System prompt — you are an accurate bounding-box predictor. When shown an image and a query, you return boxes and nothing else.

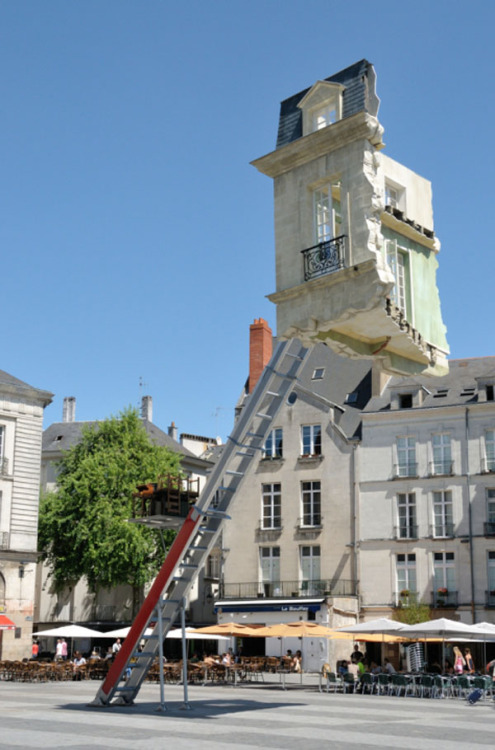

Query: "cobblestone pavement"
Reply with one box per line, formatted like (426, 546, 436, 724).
(0, 678, 493, 749)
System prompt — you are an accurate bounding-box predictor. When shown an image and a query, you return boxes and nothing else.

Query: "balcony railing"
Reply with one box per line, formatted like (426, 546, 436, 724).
(301, 235, 346, 282)
(429, 460, 453, 476)
(486, 590, 495, 607)
(484, 522, 495, 536)
(431, 523, 455, 538)
(219, 578, 356, 600)
(394, 462, 418, 478)
(431, 590, 458, 608)
(394, 525, 418, 540)
(0, 457, 9, 476)
(0, 531, 9, 550)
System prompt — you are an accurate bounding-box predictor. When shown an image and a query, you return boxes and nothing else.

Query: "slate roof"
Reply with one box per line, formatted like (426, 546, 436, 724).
(364, 357, 495, 413)
(276, 59, 379, 149)
(0, 368, 53, 405)
(43, 418, 199, 460)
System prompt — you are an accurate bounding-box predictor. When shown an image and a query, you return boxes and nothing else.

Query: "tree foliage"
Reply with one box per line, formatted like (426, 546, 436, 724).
(39, 408, 182, 593)
(393, 600, 432, 625)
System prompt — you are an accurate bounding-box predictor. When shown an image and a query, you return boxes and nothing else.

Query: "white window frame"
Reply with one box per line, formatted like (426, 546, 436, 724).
(300, 545, 321, 593)
(262, 428, 283, 459)
(433, 490, 454, 538)
(433, 551, 455, 593)
(301, 480, 321, 527)
(486, 430, 495, 472)
(301, 424, 322, 457)
(396, 436, 416, 477)
(432, 433, 452, 475)
(397, 493, 417, 539)
(261, 483, 281, 530)
(313, 183, 342, 244)
(487, 489, 495, 525)
(487, 551, 495, 598)
(385, 239, 408, 314)
(396, 553, 417, 595)
(260, 546, 280, 595)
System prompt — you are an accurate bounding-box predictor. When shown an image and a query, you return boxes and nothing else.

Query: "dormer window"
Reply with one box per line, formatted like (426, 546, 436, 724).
(298, 80, 345, 136)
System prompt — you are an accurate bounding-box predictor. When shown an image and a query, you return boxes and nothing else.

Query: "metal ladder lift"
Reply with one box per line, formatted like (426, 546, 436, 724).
(92, 337, 310, 706)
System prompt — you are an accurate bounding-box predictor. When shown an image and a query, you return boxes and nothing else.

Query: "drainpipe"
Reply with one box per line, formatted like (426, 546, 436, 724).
(465, 407, 476, 623)
(351, 441, 360, 614)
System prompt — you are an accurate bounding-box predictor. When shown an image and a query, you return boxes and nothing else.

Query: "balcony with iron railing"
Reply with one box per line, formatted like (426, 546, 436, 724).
(219, 578, 356, 600)
(484, 521, 495, 536)
(429, 460, 454, 477)
(481, 456, 495, 474)
(431, 589, 458, 608)
(393, 462, 418, 479)
(430, 522, 455, 539)
(394, 524, 418, 540)
(301, 235, 346, 282)
(0, 457, 9, 476)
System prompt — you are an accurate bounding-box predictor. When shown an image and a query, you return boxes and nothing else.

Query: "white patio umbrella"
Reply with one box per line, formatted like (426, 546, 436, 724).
(32, 624, 103, 659)
(335, 617, 406, 634)
(102, 626, 229, 641)
(398, 618, 492, 639)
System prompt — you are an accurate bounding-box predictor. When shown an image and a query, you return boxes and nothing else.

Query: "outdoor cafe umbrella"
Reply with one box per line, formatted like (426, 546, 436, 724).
(191, 623, 264, 638)
(335, 617, 406, 635)
(32, 624, 103, 658)
(0, 615, 16, 630)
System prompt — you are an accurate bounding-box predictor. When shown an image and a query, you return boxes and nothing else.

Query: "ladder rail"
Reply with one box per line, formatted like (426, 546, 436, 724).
(92, 338, 311, 705)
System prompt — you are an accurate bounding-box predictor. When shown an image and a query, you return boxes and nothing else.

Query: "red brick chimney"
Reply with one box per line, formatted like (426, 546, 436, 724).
(249, 318, 273, 393)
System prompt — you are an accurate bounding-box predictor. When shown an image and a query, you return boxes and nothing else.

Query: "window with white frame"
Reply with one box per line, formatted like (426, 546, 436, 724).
(301, 545, 321, 593)
(313, 183, 342, 243)
(487, 489, 495, 534)
(433, 551, 455, 595)
(262, 483, 281, 530)
(397, 553, 417, 595)
(396, 436, 416, 477)
(385, 182, 405, 210)
(260, 547, 280, 595)
(385, 239, 408, 314)
(486, 431, 495, 472)
(262, 428, 283, 459)
(312, 103, 338, 131)
(301, 425, 322, 457)
(433, 490, 454, 537)
(432, 433, 452, 475)
(397, 493, 417, 539)
(0, 426, 4, 474)
(205, 550, 221, 580)
(487, 551, 495, 598)
(301, 481, 321, 526)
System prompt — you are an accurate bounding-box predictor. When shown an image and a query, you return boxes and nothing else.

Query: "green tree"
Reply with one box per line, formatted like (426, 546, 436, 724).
(393, 599, 431, 625)
(38, 408, 182, 612)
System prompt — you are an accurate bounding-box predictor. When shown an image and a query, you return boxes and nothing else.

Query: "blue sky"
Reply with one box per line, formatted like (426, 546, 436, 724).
(2, 1, 494, 441)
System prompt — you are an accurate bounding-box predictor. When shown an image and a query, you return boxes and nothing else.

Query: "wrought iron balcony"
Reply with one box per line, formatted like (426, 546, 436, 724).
(395, 590, 419, 607)
(394, 462, 418, 478)
(219, 578, 356, 600)
(301, 235, 346, 282)
(429, 460, 453, 476)
(0, 457, 9, 476)
(394, 525, 418, 540)
(431, 590, 458, 608)
(481, 456, 495, 473)
(484, 522, 495, 536)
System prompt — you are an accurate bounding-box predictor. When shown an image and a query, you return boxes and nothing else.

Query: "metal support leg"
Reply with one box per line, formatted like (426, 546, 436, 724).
(180, 598, 191, 710)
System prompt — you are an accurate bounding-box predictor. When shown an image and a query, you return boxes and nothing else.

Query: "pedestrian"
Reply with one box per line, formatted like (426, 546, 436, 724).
(453, 645, 466, 674)
(31, 640, 39, 659)
(464, 648, 475, 673)
(112, 638, 122, 654)
(55, 638, 63, 661)
(61, 638, 68, 660)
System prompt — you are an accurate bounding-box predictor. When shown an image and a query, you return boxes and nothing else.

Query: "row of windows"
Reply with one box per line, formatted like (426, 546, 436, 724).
(395, 432, 495, 476)
(396, 489, 495, 539)
(260, 545, 321, 587)
(262, 426, 322, 460)
(262, 481, 321, 529)
(396, 551, 495, 603)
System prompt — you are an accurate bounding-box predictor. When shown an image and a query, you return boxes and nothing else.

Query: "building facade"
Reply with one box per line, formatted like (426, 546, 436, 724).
(252, 60, 448, 377)
(0, 370, 52, 659)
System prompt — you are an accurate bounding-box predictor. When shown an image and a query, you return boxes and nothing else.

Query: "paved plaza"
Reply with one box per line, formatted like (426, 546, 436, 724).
(0, 677, 493, 750)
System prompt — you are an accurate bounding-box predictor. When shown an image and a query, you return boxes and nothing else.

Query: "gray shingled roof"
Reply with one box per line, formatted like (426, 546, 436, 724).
(0, 368, 53, 404)
(43, 418, 198, 459)
(364, 357, 495, 413)
(276, 59, 379, 149)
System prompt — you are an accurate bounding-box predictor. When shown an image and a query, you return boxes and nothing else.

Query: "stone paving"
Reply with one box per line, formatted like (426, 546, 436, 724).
(0, 677, 493, 749)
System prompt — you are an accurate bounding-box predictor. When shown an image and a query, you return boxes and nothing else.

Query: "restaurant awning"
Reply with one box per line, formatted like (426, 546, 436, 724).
(214, 598, 325, 614)
(0, 615, 16, 630)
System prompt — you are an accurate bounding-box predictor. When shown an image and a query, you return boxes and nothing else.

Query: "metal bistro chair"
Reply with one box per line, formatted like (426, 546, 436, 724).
(471, 675, 493, 700)
(419, 674, 435, 699)
(360, 673, 375, 695)
(432, 674, 452, 699)
(454, 675, 472, 700)
(376, 673, 392, 696)
(390, 673, 414, 697)
(342, 673, 357, 694)
(325, 672, 342, 694)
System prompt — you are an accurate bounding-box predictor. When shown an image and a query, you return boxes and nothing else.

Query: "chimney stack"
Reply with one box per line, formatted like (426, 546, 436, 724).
(168, 421, 178, 441)
(62, 397, 76, 423)
(249, 318, 273, 393)
(141, 395, 153, 422)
